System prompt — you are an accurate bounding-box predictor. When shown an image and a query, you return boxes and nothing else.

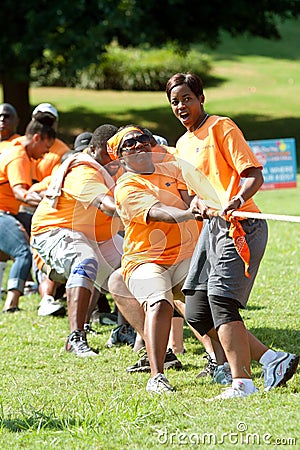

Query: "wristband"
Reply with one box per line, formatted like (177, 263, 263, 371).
(235, 194, 245, 206)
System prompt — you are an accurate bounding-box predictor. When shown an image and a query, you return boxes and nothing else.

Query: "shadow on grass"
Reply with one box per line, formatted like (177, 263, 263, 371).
(248, 327, 300, 354)
(183, 324, 300, 356)
(57, 108, 300, 168)
(0, 416, 76, 432)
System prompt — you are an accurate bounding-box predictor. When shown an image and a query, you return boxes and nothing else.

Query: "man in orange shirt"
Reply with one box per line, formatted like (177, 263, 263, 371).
(106, 125, 200, 394)
(0, 103, 20, 151)
(31, 124, 123, 357)
(0, 103, 21, 298)
(0, 119, 55, 312)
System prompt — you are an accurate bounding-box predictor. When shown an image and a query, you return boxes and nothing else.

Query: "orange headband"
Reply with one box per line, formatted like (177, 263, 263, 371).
(107, 126, 143, 160)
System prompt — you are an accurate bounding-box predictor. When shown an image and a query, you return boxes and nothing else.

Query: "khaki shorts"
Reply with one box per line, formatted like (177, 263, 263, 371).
(128, 258, 191, 308)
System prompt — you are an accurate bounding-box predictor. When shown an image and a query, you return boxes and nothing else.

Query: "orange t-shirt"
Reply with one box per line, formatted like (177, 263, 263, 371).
(0, 133, 21, 154)
(151, 144, 176, 164)
(31, 137, 70, 181)
(31, 164, 120, 242)
(175, 115, 262, 213)
(0, 144, 32, 214)
(115, 161, 200, 282)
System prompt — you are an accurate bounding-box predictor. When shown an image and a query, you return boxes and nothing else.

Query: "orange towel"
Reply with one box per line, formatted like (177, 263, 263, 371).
(226, 215, 251, 278)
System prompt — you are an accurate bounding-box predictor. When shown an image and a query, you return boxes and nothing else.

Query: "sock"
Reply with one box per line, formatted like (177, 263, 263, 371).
(208, 352, 217, 363)
(259, 349, 278, 366)
(232, 378, 256, 393)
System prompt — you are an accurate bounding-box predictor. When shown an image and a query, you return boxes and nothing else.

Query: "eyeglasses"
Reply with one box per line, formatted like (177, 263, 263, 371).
(0, 113, 11, 119)
(121, 134, 150, 153)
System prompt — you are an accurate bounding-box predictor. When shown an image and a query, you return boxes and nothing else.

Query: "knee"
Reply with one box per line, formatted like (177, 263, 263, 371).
(108, 269, 132, 300)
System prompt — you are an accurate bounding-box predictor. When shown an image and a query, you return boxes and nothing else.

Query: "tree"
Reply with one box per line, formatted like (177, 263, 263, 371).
(1, 0, 299, 132)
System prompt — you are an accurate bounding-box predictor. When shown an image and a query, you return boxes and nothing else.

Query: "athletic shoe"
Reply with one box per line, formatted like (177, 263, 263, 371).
(127, 351, 150, 372)
(196, 352, 217, 378)
(65, 329, 98, 357)
(164, 348, 183, 370)
(83, 323, 98, 335)
(23, 281, 39, 296)
(99, 312, 118, 326)
(146, 373, 174, 394)
(263, 352, 299, 391)
(213, 362, 233, 385)
(105, 324, 136, 348)
(126, 348, 182, 372)
(38, 295, 66, 317)
(208, 381, 257, 400)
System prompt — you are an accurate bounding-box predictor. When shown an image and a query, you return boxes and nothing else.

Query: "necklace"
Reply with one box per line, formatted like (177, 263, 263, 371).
(194, 113, 210, 131)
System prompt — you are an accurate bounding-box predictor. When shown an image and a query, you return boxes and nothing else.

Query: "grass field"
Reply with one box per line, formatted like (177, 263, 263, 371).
(0, 183, 299, 449)
(1, 17, 299, 450)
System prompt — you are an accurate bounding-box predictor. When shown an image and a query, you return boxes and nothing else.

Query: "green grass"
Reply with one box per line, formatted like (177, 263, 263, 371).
(0, 182, 299, 449)
(1, 17, 300, 449)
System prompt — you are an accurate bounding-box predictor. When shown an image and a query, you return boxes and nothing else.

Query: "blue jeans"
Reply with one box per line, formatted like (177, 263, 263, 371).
(0, 212, 32, 293)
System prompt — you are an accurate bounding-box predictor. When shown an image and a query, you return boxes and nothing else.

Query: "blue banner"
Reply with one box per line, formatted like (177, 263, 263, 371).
(248, 138, 297, 190)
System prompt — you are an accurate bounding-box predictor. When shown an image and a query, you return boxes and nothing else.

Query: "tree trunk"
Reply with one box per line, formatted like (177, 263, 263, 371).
(1, 77, 31, 134)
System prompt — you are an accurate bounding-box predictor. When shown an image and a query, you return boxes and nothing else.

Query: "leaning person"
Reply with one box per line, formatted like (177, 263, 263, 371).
(165, 72, 299, 399)
(107, 125, 201, 394)
(31, 126, 123, 357)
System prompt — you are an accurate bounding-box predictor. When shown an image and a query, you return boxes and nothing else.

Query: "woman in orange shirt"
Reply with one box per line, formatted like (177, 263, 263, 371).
(166, 72, 299, 398)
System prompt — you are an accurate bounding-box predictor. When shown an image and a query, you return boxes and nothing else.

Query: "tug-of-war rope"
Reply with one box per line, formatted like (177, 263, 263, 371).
(231, 211, 300, 223)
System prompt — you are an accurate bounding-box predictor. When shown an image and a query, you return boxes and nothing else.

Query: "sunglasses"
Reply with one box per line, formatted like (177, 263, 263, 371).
(0, 113, 11, 119)
(121, 134, 150, 152)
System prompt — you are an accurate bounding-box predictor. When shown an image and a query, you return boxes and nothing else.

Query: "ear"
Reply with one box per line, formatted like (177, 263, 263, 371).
(32, 133, 41, 143)
(88, 144, 96, 156)
(199, 93, 205, 104)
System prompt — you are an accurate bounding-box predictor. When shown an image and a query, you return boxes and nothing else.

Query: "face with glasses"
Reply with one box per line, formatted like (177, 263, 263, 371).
(119, 131, 154, 174)
(0, 104, 19, 141)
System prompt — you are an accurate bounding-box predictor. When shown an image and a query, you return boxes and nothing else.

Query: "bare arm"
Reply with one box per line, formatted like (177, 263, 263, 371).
(222, 167, 263, 215)
(12, 184, 43, 207)
(147, 201, 195, 223)
(91, 193, 118, 217)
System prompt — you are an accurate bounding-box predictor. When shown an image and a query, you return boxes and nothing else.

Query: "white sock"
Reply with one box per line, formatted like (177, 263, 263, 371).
(232, 378, 256, 393)
(208, 352, 217, 363)
(259, 349, 277, 366)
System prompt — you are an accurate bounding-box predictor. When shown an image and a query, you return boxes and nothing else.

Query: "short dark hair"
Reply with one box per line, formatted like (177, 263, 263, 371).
(90, 124, 118, 148)
(166, 72, 204, 101)
(25, 119, 56, 140)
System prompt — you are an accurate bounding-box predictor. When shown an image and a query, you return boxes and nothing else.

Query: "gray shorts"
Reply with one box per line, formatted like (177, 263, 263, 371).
(183, 217, 268, 307)
(31, 228, 123, 292)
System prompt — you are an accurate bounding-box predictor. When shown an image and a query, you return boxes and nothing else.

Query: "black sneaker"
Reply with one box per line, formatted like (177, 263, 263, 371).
(164, 348, 183, 370)
(196, 352, 217, 378)
(106, 324, 136, 348)
(127, 348, 182, 372)
(127, 351, 151, 372)
(65, 329, 98, 357)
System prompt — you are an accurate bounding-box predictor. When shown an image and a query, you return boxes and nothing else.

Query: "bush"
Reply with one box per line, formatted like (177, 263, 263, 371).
(31, 42, 213, 91)
(77, 42, 212, 90)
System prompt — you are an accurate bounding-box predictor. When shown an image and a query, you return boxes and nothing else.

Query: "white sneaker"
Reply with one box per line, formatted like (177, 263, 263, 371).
(263, 352, 299, 391)
(38, 295, 66, 317)
(208, 381, 257, 401)
(146, 373, 174, 394)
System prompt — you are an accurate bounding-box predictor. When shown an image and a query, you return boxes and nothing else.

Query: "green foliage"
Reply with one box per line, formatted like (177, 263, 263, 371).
(33, 43, 212, 91)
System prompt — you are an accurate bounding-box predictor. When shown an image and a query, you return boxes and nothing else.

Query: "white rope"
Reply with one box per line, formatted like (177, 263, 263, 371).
(231, 211, 300, 223)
